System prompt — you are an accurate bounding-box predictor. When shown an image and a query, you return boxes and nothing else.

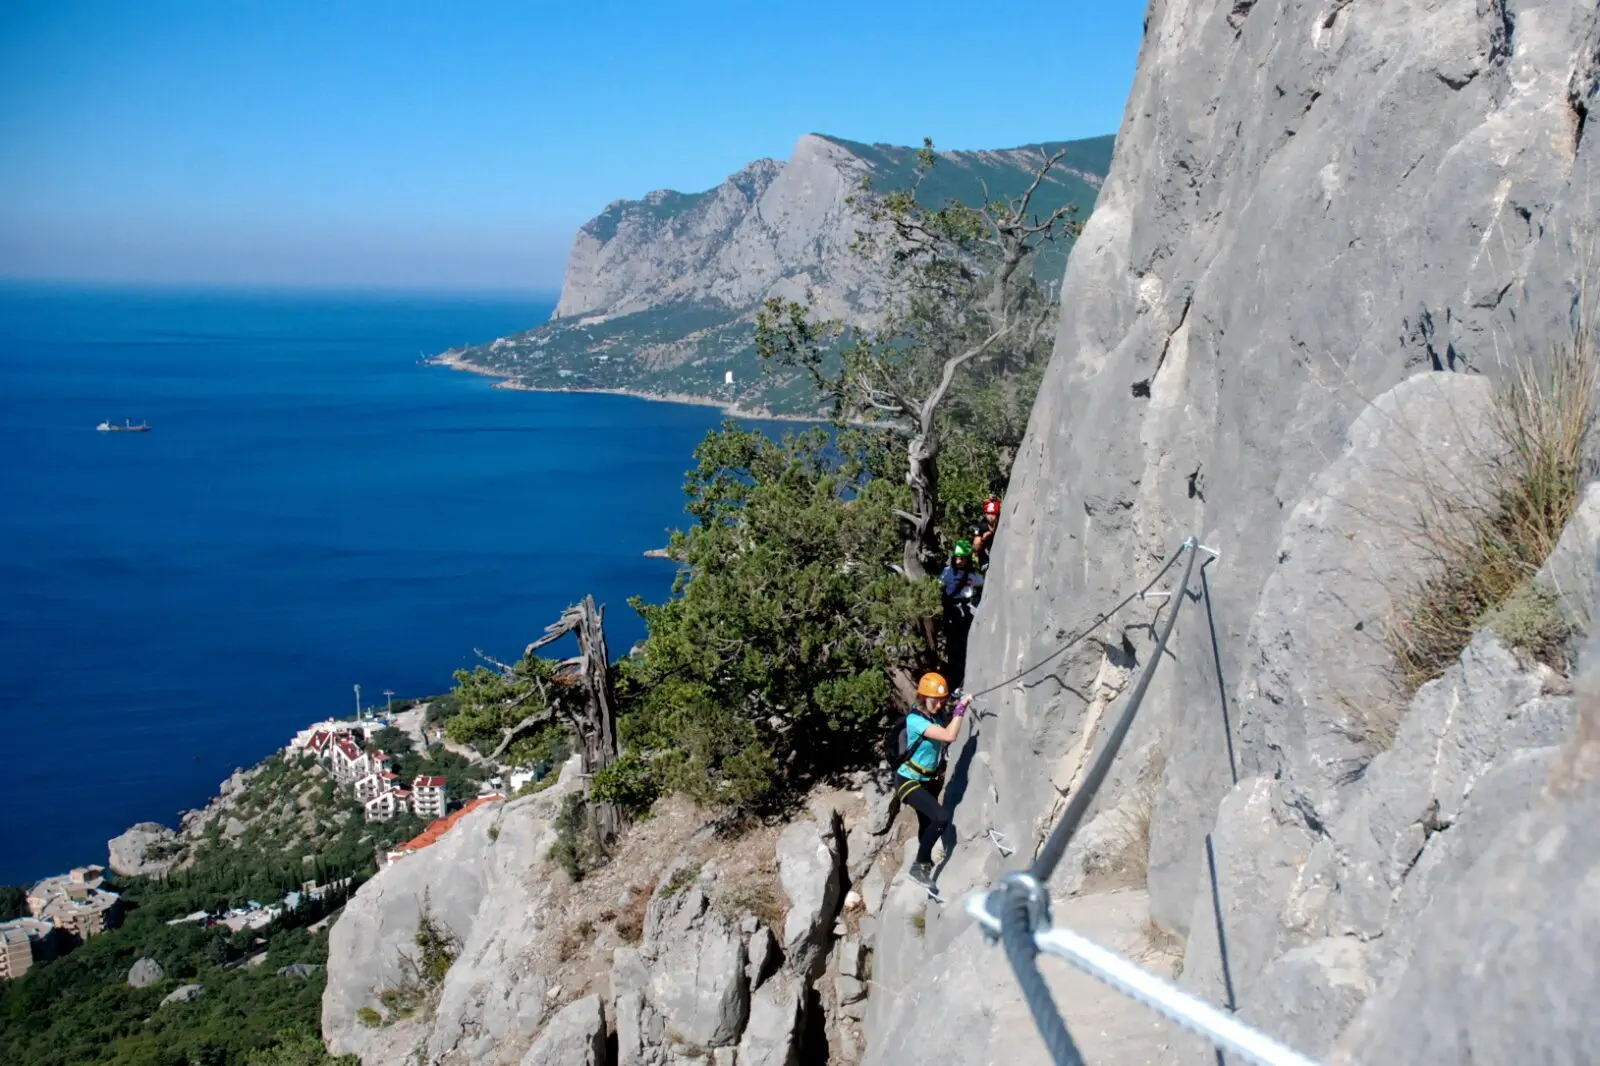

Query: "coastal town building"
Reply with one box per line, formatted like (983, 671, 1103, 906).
(290, 719, 457, 824)
(0, 918, 56, 980)
(328, 733, 391, 783)
(354, 770, 401, 803)
(364, 787, 412, 822)
(27, 866, 121, 940)
(288, 719, 369, 754)
(411, 775, 447, 819)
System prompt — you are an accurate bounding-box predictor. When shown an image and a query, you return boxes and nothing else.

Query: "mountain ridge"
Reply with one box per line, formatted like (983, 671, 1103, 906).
(437, 132, 1113, 414)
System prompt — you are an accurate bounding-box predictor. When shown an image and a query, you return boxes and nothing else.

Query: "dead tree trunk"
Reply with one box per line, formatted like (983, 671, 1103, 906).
(527, 594, 624, 845)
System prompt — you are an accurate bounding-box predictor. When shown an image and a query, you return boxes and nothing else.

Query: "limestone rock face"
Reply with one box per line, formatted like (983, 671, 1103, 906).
(864, 0, 1600, 1060)
(108, 822, 182, 878)
(322, 755, 583, 1065)
(519, 993, 605, 1066)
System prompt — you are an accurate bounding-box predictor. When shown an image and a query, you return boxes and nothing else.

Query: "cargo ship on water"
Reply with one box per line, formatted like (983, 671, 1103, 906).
(96, 419, 150, 432)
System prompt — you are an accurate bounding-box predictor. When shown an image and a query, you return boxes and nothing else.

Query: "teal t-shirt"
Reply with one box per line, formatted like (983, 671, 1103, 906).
(897, 713, 944, 782)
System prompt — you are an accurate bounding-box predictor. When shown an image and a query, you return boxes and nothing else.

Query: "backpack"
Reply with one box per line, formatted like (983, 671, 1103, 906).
(885, 717, 911, 767)
(886, 713, 942, 776)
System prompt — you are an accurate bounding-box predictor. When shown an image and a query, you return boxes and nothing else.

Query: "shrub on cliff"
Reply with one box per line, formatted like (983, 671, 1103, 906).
(622, 423, 939, 807)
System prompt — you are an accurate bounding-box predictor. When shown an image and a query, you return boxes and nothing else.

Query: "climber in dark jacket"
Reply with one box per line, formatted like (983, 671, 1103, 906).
(940, 540, 984, 689)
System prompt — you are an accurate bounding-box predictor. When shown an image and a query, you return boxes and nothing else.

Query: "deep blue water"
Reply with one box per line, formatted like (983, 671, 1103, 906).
(0, 283, 779, 886)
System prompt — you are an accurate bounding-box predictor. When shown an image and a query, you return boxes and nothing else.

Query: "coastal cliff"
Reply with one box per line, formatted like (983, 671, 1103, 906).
(438, 133, 1113, 414)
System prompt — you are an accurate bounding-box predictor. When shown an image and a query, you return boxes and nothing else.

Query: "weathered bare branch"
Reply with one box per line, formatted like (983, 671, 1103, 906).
(487, 704, 557, 761)
(474, 648, 521, 675)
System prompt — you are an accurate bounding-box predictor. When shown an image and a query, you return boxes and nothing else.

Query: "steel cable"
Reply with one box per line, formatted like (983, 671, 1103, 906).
(964, 542, 1190, 700)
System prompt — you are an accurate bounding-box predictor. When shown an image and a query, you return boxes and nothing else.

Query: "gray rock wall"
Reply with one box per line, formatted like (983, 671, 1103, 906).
(865, 0, 1600, 1062)
(979, 0, 1599, 932)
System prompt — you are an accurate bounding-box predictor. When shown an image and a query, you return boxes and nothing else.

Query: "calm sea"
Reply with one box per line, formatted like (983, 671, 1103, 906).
(0, 283, 779, 886)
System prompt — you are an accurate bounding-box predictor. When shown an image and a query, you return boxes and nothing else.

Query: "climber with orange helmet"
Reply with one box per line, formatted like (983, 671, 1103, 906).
(972, 495, 1002, 570)
(893, 670, 972, 889)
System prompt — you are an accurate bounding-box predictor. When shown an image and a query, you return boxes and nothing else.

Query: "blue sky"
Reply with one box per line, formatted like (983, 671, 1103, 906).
(0, 1, 1147, 293)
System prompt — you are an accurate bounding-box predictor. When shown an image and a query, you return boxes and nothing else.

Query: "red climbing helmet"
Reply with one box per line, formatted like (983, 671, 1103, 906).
(983, 496, 1002, 517)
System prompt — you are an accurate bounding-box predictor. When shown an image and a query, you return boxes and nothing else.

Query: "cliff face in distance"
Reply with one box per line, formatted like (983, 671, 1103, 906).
(864, 0, 1600, 1063)
(441, 133, 1113, 414)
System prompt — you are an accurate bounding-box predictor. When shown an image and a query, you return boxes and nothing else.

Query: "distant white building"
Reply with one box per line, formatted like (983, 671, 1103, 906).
(364, 788, 412, 823)
(354, 770, 400, 803)
(411, 776, 447, 819)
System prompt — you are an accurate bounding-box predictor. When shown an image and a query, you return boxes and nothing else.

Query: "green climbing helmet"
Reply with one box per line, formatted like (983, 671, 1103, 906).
(953, 539, 974, 559)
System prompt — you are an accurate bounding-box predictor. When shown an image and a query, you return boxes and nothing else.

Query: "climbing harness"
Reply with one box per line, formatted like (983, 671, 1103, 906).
(964, 536, 1324, 1066)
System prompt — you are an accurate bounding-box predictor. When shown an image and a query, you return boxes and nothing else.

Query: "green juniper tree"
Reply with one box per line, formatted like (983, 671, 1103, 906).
(618, 423, 939, 809)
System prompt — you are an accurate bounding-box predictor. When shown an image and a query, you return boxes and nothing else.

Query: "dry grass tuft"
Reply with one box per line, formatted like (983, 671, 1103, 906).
(1386, 336, 1597, 694)
(613, 880, 655, 944)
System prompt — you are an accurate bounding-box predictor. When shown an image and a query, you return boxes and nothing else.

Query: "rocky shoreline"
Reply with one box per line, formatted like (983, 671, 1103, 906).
(108, 763, 267, 878)
(429, 348, 823, 423)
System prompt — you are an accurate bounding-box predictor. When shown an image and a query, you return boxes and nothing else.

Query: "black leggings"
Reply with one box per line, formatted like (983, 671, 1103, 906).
(897, 777, 950, 866)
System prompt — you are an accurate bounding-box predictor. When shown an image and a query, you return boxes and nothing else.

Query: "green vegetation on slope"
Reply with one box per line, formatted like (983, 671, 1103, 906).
(0, 749, 433, 1066)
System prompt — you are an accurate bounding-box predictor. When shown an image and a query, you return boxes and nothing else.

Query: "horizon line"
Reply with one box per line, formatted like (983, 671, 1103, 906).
(0, 275, 563, 301)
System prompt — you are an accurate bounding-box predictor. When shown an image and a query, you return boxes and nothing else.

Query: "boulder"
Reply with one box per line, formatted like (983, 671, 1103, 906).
(1310, 632, 1569, 941)
(614, 991, 650, 1066)
(611, 945, 650, 999)
(644, 880, 749, 1047)
(745, 924, 778, 990)
(277, 962, 322, 979)
(108, 822, 183, 878)
(1229, 372, 1499, 826)
(735, 974, 804, 1066)
(1249, 937, 1372, 1058)
(520, 994, 605, 1066)
(127, 957, 164, 989)
(160, 984, 204, 1006)
(775, 808, 843, 978)
(863, 773, 896, 836)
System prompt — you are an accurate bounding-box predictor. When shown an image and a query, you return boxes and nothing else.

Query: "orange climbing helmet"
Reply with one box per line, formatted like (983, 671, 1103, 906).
(917, 672, 949, 699)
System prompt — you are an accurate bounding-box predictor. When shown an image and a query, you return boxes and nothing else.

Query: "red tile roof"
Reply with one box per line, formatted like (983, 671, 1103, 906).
(413, 775, 446, 788)
(391, 795, 503, 854)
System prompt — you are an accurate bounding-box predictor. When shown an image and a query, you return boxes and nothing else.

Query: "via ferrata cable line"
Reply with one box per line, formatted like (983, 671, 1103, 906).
(964, 536, 1323, 1066)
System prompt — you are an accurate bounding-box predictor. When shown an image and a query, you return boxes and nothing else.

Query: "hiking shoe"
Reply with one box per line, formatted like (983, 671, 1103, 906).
(908, 862, 937, 889)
